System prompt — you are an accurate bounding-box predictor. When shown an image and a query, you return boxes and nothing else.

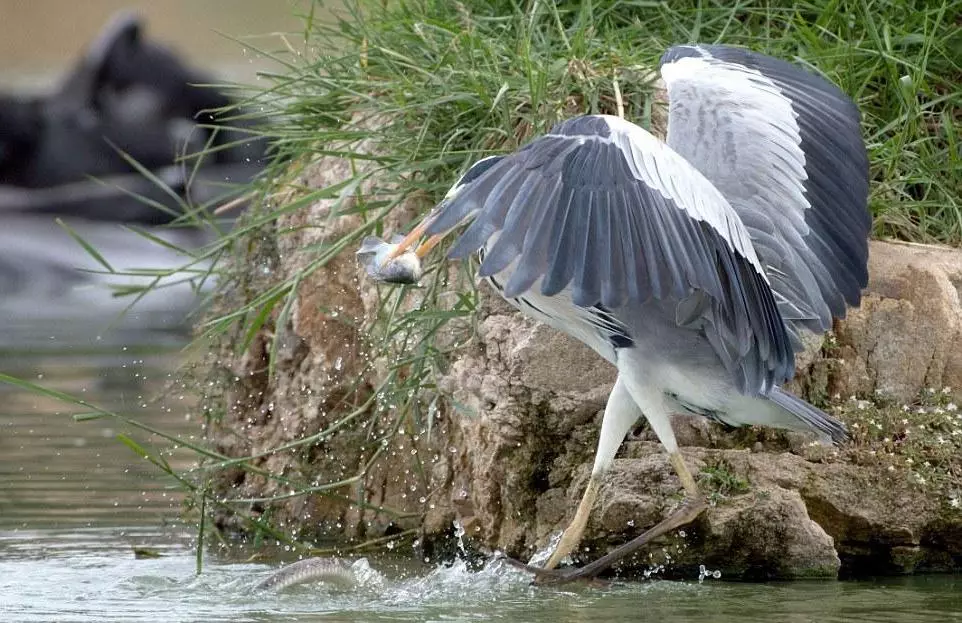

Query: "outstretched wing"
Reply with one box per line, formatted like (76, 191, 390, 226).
(660, 44, 871, 345)
(426, 114, 794, 394)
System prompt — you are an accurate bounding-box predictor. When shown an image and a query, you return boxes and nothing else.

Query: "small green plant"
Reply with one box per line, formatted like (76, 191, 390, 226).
(700, 462, 751, 502)
(834, 387, 962, 511)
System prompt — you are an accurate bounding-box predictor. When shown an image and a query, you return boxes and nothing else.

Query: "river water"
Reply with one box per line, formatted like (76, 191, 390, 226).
(2, 2, 962, 622)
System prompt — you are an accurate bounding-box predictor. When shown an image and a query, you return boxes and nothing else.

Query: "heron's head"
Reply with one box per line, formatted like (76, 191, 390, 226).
(381, 155, 507, 268)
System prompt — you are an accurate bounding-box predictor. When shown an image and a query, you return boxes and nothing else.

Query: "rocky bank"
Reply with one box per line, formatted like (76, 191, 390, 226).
(205, 151, 962, 581)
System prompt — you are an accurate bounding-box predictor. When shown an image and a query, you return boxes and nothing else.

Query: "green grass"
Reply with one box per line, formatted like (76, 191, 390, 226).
(252, 0, 962, 239)
(6, 0, 960, 557)
(216, 0, 962, 395)
(700, 461, 752, 502)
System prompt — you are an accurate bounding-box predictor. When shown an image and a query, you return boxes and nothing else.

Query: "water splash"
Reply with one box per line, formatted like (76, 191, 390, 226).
(526, 530, 564, 567)
(452, 520, 468, 558)
(349, 558, 387, 591)
(383, 554, 533, 607)
(697, 564, 722, 583)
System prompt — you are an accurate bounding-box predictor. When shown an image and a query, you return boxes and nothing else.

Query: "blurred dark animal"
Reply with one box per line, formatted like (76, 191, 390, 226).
(0, 12, 267, 338)
(0, 11, 267, 224)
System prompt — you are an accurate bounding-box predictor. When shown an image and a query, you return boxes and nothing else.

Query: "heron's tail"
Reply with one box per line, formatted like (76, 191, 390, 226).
(768, 387, 848, 445)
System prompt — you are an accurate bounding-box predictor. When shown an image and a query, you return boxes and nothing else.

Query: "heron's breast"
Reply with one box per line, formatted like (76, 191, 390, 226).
(482, 261, 619, 363)
(618, 302, 737, 411)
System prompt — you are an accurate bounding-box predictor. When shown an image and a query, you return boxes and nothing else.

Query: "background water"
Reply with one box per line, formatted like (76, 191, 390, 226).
(1, 2, 962, 622)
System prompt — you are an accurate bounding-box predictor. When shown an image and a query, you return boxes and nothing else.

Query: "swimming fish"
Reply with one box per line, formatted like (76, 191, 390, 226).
(356, 234, 423, 284)
(255, 557, 359, 592)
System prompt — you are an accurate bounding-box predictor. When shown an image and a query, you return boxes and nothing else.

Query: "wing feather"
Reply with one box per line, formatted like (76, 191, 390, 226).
(503, 179, 562, 297)
(660, 44, 871, 339)
(427, 114, 795, 394)
(479, 175, 544, 276)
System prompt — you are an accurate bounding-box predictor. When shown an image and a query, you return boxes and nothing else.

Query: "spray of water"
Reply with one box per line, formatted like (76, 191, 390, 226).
(526, 530, 564, 568)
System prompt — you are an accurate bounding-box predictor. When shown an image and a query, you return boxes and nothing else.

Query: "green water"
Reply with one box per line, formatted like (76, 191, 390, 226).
(2, 527, 962, 622)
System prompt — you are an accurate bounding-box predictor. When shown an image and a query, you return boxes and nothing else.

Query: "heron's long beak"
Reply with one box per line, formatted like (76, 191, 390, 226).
(414, 233, 446, 258)
(383, 215, 447, 265)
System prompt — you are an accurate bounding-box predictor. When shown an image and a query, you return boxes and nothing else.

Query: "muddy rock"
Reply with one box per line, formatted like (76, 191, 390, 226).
(520, 441, 957, 579)
(692, 486, 841, 580)
(206, 141, 446, 542)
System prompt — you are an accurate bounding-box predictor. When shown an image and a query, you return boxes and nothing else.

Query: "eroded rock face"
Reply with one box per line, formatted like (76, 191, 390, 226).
(428, 295, 614, 553)
(208, 159, 962, 580)
(690, 486, 840, 580)
(825, 241, 962, 402)
(207, 146, 448, 544)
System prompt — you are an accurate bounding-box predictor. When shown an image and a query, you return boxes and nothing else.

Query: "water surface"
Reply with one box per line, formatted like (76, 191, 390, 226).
(3, 526, 962, 622)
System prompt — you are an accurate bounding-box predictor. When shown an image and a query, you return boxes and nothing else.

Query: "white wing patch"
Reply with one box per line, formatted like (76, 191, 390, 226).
(659, 45, 870, 341)
(660, 56, 811, 237)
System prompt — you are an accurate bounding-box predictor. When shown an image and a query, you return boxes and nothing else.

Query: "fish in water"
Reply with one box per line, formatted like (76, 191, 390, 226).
(356, 234, 423, 284)
(256, 557, 367, 592)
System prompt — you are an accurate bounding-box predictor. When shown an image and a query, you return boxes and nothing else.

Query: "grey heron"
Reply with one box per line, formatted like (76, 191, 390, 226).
(377, 44, 870, 582)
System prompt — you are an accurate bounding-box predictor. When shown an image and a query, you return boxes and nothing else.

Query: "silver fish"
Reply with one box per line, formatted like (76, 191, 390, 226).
(255, 557, 358, 592)
(356, 234, 423, 284)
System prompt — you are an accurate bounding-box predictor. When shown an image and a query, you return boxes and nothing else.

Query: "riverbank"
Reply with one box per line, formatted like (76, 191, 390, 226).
(194, 0, 962, 579)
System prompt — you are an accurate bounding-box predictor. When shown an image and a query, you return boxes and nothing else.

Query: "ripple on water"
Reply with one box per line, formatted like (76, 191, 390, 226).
(1, 527, 962, 623)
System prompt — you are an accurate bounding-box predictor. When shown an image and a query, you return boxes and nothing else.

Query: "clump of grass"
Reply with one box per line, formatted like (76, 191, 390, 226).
(252, 0, 962, 243)
(700, 461, 752, 503)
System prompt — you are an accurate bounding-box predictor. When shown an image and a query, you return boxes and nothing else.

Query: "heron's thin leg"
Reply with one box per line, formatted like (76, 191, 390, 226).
(511, 451, 707, 584)
(525, 496, 707, 584)
(543, 476, 601, 569)
(517, 368, 706, 583)
(669, 449, 700, 497)
(543, 375, 640, 569)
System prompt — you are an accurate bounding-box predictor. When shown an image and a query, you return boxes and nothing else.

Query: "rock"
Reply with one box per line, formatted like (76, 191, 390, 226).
(532, 442, 949, 579)
(206, 132, 447, 542)
(805, 240, 962, 403)
(692, 487, 840, 580)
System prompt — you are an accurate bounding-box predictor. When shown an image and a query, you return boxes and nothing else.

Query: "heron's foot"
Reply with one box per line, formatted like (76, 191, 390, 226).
(502, 556, 611, 587)
(508, 495, 708, 586)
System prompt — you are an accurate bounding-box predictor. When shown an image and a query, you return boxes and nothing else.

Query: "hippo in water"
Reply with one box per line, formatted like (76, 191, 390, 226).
(0, 12, 270, 334)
